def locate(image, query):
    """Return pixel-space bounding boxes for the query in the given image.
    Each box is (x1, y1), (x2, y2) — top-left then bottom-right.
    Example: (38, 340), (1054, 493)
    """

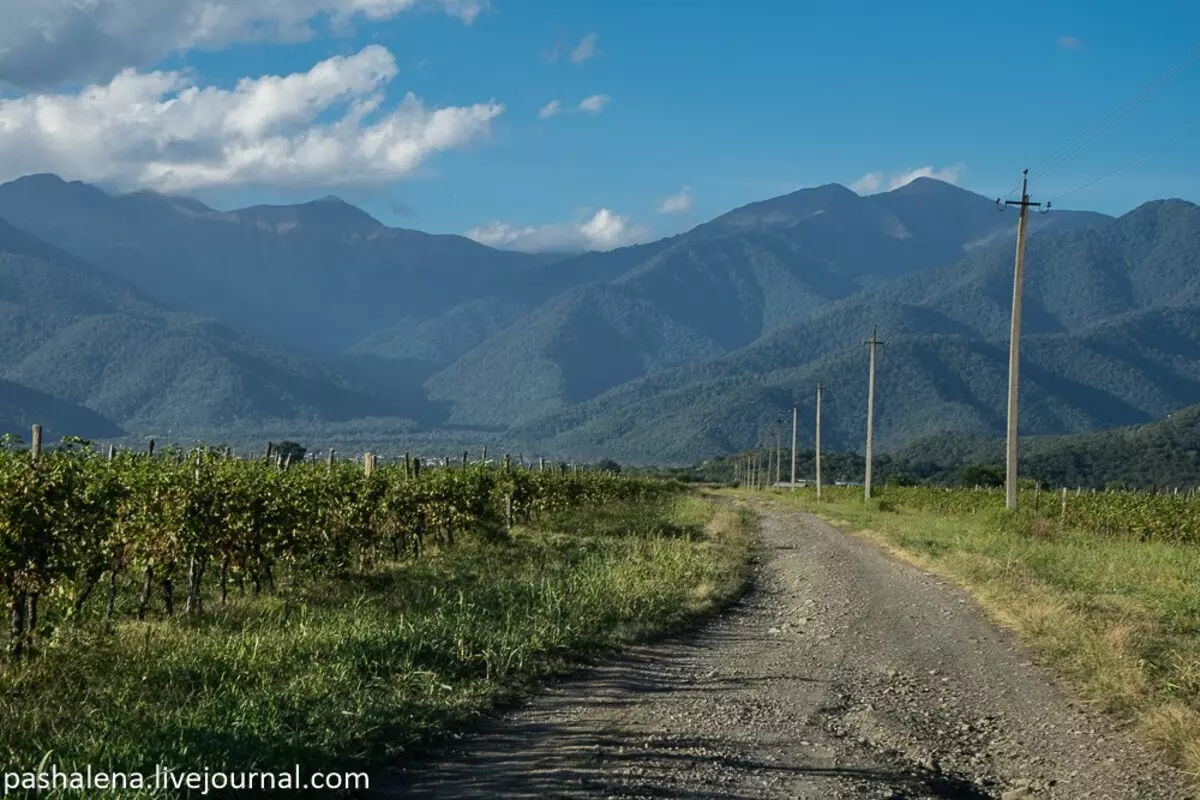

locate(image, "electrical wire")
(1028, 36), (1200, 182)
(992, 35), (1200, 200)
(1049, 114), (1200, 204)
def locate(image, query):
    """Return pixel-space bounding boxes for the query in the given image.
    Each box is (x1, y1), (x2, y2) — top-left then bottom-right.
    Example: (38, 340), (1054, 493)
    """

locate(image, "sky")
(0, 0), (1198, 252)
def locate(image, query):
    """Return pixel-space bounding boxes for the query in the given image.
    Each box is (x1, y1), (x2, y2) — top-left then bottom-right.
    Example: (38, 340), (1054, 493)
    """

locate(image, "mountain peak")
(704, 182), (864, 231)
(1, 173), (111, 203)
(885, 177), (982, 199)
(233, 196), (382, 232)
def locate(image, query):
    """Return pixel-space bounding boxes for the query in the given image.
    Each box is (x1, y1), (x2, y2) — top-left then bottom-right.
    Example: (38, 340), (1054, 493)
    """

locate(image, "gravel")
(377, 501), (1194, 799)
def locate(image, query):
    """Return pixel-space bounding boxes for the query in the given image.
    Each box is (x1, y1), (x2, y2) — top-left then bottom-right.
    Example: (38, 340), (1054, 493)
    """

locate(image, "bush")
(873, 497), (899, 513)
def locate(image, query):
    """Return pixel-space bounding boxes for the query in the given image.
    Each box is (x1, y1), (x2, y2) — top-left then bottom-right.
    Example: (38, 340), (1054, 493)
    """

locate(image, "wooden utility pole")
(999, 170), (1048, 511)
(863, 327), (887, 500)
(774, 417), (783, 488)
(790, 402), (798, 489)
(815, 384), (823, 500)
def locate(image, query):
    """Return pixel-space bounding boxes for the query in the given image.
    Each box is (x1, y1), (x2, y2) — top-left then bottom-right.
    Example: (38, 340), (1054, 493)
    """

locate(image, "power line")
(1049, 114), (1200, 204)
(991, 35), (1200, 201)
(1028, 36), (1200, 182)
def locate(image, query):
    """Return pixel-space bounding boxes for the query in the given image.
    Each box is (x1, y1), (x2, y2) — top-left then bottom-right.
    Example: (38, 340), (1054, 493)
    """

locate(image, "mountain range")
(0, 172), (1197, 465)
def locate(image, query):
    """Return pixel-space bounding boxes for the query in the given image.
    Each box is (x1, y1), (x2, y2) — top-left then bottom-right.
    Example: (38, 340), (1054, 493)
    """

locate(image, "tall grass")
(773, 487), (1200, 781)
(0, 494), (752, 798)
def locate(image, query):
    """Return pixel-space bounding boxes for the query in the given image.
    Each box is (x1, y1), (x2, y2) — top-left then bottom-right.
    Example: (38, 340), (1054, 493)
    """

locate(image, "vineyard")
(0, 438), (674, 662)
(778, 483), (1200, 544)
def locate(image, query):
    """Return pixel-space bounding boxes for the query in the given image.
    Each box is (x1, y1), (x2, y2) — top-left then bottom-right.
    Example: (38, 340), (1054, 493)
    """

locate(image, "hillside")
(1, 173), (1198, 465)
(0, 379), (125, 441)
(891, 402), (1200, 490)
(509, 199), (1200, 463)
(420, 180), (1110, 425)
(0, 175), (551, 354)
(0, 217), (419, 432)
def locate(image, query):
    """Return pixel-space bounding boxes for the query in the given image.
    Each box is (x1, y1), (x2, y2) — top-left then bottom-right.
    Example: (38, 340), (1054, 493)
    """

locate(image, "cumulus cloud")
(0, 46), (504, 191)
(850, 172), (882, 194)
(577, 94), (610, 114)
(466, 208), (649, 253)
(570, 33), (599, 64)
(1058, 35), (1084, 50)
(657, 186), (692, 214)
(538, 100), (562, 120)
(0, 0), (486, 89)
(887, 163), (965, 189)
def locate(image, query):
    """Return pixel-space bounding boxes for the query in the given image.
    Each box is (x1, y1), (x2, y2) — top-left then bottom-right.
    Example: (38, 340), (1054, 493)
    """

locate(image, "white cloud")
(466, 208), (649, 253)
(570, 33), (599, 64)
(0, 46), (504, 191)
(538, 95), (610, 122)
(577, 94), (610, 114)
(887, 163), (965, 189)
(1058, 35), (1084, 51)
(657, 186), (692, 214)
(0, 0), (487, 89)
(850, 172), (882, 194)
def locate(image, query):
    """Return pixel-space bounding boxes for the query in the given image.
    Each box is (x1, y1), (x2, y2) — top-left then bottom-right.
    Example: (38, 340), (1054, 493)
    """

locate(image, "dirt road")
(381, 501), (1191, 799)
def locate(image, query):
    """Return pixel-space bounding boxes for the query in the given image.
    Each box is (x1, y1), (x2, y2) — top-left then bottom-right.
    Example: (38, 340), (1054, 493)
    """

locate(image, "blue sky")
(0, 0), (1198, 250)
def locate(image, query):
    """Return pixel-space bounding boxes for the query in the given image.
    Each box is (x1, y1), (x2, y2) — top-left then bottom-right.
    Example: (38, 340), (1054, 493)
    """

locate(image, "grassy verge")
(768, 486), (1200, 781)
(0, 493), (753, 798)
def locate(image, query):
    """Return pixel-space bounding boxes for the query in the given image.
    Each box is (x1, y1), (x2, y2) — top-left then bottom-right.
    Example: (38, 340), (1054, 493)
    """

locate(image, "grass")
(0, 494), (753, 798)
(768, 486), (1200, 782)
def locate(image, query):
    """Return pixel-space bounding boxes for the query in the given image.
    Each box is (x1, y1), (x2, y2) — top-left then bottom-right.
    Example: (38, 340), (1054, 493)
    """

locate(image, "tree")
(595, 458), (622, 474)
(959, 464), (1004, 488)
(275, 441), (307, 464)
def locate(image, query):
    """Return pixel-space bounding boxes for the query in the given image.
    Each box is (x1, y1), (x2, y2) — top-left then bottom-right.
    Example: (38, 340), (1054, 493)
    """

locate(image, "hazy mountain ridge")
(0, 216), (418, 433)
(0, 175), (550, 355)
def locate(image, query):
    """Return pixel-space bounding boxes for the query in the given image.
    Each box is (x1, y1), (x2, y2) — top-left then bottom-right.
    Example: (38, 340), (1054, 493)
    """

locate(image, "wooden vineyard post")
(364, 453), (375, 477)
(462, 451), (469, 468)
(148, 439), (156, 458)
(404, 452), (411, 478)
(265, 442), (274, 462)
(107, 444), (116, 462)
(327, 449), (336, 467)
(30, 424), (42, 462)
(1061, 487), (1068, 528)
(503, 454), (511, 473)
(539, 457), (546, 472)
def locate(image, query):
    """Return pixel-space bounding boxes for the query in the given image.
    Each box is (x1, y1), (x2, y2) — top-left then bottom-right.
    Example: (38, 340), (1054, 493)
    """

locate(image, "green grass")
(768, 486), (1200, 782)
(0, 494), (753, 798)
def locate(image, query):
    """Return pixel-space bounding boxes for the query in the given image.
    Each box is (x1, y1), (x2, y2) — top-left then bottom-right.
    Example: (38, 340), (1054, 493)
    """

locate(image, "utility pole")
(998, 170), (1049, 511)
(815, 384), (823, 501)
(863, 327), (887, 501)
(790, 402), (798, 489)
(775, 416), (783, 488)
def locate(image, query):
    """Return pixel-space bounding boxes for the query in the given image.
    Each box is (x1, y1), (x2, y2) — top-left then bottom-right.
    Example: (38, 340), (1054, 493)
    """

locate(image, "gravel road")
(379, 500), (1192, 799)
